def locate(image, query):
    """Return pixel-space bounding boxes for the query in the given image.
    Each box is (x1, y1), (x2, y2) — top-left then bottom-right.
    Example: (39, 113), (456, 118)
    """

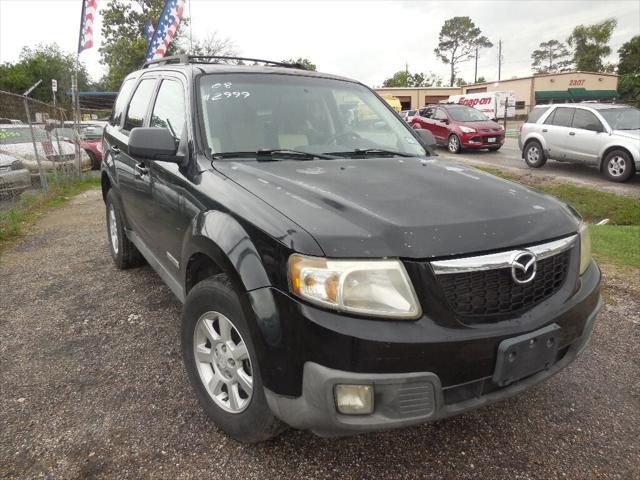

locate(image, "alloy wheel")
(607, 155), (626, 177)
(527, 145), (540, 163)
(108, 205), (118, 255)
(193, 311), (253, 413)
(448, 136), (459, 153)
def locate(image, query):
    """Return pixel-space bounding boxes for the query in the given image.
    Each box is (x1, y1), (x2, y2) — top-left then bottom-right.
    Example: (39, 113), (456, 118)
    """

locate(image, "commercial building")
(375, 71), (619, 114)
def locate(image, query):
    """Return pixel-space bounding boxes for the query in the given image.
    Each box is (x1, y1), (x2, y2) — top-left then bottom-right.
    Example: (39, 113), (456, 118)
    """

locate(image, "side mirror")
(439, 118), (449, 124)
(414, 128), (437, 148)
(129, 127), (183, 163)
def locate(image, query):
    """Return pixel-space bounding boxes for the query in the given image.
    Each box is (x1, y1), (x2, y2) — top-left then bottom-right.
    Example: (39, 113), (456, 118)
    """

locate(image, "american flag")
(145, 0), (186, 61)
(78, 0), (98, 54)
(144, 20), (155, 51)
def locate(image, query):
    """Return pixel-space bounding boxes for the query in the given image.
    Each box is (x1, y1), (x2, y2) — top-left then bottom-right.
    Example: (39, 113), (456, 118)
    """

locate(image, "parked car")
(0, 125), (91, 179)
(51, 123), (105, 169)
(0, 118), (24, 125)
(410, 104), (505, 153)
(399, 109), (417, 122)
(102, 55), (601, 443)
(519, 103), (640, 182)
(0, 151), (30, 197)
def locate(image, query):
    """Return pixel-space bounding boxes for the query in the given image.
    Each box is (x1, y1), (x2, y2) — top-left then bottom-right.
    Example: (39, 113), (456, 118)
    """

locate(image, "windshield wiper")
(327, 148), (416, 158)
(211, 149), (335, 161)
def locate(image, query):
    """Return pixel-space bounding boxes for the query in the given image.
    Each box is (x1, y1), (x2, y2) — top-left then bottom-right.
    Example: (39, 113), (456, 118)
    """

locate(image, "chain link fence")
(0, 90), (99, 209)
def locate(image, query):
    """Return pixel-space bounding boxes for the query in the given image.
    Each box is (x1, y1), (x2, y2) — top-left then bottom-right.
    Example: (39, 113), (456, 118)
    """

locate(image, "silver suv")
(518, 103), (639, 182)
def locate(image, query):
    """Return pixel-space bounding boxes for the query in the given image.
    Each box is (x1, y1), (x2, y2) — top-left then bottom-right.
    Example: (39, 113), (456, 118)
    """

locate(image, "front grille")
(437, 249), (570, 320)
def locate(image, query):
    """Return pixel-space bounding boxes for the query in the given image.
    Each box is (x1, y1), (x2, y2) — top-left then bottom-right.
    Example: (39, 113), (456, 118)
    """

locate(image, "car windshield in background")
(447, 106), (490, 122)
(198, 74), (426, 158)
(599, 107), (640, 131)
(0, 127), (46, 145)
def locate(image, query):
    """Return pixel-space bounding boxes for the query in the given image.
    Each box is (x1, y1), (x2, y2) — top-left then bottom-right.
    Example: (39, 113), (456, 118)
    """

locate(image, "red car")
(410, 104), (505, 153)
(52, 123), (105, 169)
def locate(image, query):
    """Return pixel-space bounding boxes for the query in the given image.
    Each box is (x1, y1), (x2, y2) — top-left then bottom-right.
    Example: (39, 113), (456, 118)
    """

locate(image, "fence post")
(23, 96), (48, 191)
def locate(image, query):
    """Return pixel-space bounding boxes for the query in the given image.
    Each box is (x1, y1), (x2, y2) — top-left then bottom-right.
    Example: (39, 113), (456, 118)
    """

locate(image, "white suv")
(518, 103), (639, 182)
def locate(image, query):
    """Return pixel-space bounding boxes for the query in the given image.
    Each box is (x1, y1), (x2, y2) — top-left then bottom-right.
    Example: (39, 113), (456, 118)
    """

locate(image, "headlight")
(460, 126), (476, 133)
(288, 254), (421, 319)
(11, 160), (23, 170)
(579, 223), (592, 275)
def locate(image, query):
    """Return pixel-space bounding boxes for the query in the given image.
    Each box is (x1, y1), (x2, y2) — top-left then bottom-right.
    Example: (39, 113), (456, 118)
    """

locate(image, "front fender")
(181, 210), (271, 293)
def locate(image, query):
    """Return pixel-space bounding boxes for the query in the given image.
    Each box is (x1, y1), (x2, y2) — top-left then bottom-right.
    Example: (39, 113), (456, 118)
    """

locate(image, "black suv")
(101, 56), (602, 443)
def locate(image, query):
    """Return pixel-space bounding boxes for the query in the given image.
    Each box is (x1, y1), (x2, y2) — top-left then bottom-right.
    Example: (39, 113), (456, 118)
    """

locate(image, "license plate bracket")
(492, 323), (560, 387)
(487, 137), (496, 143)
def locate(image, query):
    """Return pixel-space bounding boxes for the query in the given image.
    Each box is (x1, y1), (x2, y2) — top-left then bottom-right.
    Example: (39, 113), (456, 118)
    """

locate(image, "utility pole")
(498, 40), (502, 81)
(474, 47), (478, 83)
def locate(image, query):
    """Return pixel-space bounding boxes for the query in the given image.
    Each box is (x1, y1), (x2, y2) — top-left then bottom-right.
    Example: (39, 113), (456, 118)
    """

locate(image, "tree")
(434, 16), (492, 86)
(179, 32), (238, 58)
(382, 70), (442, 87)
(282, 58), (317, 71)
(476, 76), (486, 83)
(455, 77), (468, 87)
(531, 39), (572, 74)
(0, 43), (90, 105)
(99, 0), (188, 90)
(617, 35), (640, 101)
(567, 18), (617, 72)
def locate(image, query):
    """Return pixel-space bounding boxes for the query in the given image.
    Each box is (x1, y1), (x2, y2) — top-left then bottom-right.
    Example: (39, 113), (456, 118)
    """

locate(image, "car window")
(151, 80), (186, 140)
(433, 109), (448, 121)
(526, 107), (549, 123)
(111, 78), (136, 127)
(572, 109), (603, 132)
(599, 107), (640, 130)
(447, 106), (489, 122)
(124, 79), (157, 131)
(408, 110), (416, 116)
(419, 107), (434, 118)
(545, 107), (574, 127)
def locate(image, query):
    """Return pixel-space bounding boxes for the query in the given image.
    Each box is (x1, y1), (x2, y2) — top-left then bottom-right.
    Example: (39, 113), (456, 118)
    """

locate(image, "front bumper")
(0, 168), (31, 194)
(459, 132), (504, 148)
(265, 296), (602, 437)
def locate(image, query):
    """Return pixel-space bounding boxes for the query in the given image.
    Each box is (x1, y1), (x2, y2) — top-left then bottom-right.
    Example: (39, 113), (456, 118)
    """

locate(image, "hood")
(612, 129), (640, 140)
(215, 157), (579, 259)
(0, 152), (19, 167)
(0, 140), (75, 161)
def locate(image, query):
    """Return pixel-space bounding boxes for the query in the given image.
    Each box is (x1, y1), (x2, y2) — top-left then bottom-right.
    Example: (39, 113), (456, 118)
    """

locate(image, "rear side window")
(151, 80), (186, 140)
(545, 107), (574, 127)
(419, 107), (433, 118)
(110, 78), (135, 127)
(572, 109), (603, 132)
(526, 107), (549, 124)
(124, 79), (157, 131)
(434, 109), (448, 121)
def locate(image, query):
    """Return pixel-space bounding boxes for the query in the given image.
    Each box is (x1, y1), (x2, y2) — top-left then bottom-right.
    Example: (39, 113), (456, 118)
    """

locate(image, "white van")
(447, 91), (516, 120)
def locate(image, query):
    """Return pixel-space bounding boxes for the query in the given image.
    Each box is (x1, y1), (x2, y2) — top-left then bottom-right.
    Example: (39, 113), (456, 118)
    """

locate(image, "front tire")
(448, 134), (461, 154)
(523, 140), (547, 168)
(182, 275), (285, 443)
(603, 149), (634, 182)
(105, 190), (145, 269)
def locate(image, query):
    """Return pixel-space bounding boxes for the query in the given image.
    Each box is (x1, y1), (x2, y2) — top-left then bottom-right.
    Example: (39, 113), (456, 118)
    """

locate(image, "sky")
(0, 0), (639, 88)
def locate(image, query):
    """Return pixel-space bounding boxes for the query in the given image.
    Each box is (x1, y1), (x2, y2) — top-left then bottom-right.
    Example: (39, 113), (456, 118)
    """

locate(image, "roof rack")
(143, 55), (307, 70)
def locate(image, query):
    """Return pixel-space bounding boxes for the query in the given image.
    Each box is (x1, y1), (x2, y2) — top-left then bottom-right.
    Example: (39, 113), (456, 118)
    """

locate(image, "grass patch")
(476, 166), (640, 225)
(590, 225), (640, 269)
(0, 175), (100, 247)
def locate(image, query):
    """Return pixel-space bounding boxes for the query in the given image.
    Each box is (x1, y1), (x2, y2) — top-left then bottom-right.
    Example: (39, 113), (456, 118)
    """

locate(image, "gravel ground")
(1, 189), (639, 479)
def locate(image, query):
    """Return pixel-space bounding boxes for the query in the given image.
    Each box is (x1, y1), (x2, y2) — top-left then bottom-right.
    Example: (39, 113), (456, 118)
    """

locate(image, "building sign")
(568, 79), (585, 86)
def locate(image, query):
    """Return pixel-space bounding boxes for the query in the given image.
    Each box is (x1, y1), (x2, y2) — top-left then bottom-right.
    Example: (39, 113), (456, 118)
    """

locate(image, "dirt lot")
(1, 189), (639, 479)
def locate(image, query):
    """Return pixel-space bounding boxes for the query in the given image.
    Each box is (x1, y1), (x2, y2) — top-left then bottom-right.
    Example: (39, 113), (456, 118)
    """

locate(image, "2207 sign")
(569, 79), (585, 86)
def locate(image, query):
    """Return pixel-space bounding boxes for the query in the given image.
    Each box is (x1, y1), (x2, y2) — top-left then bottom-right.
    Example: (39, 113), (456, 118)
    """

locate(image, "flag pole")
(73, 0), (85, 175)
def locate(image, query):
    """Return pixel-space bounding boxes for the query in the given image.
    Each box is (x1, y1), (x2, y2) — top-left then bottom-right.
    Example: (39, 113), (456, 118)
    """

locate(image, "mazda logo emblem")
(511, 251), (537, 284)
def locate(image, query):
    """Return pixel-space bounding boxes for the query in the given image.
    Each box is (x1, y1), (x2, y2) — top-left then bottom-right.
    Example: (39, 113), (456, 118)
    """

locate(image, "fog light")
(335, 384), (374, 415)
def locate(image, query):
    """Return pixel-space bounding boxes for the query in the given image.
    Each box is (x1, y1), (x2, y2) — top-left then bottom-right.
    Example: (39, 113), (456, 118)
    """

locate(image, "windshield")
(198, 74), (426, 158)
(447, 106), (490, 122)
(599, 107), (640, 130)
(0, 127), (46, 145)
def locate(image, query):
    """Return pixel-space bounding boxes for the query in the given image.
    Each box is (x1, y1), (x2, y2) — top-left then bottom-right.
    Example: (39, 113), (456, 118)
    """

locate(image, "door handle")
(135, 163), (148, 175)
(542, 129), (547, 133)
(569, 132), (576, 136)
